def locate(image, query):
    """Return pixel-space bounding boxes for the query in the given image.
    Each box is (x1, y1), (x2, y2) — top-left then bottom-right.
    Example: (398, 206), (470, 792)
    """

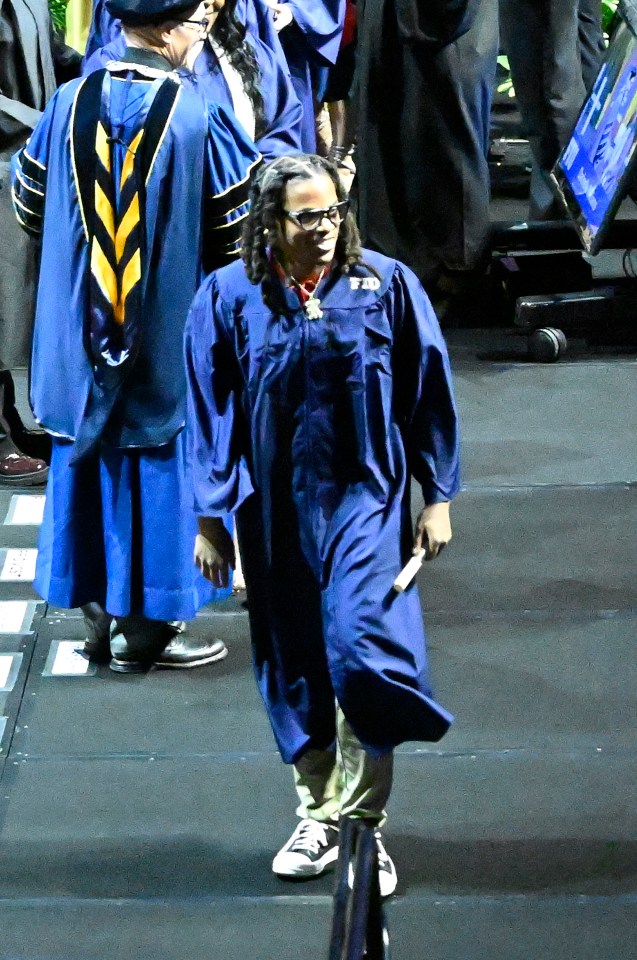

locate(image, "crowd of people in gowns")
(2, 0), (609, 896)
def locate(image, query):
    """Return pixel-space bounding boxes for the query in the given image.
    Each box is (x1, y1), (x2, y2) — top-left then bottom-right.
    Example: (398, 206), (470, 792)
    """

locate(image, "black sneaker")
(272, 819), (340, 877)
(375, 831), (398, 897)
(348, 830), (397, 897)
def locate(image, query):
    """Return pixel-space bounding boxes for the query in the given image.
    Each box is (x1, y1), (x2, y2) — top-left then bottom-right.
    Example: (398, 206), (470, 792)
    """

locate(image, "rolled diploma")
(393, 548), (426, 593)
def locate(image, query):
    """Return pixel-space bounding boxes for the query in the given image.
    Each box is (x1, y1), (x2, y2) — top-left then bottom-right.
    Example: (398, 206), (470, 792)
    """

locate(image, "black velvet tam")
(105, 0), (198, 26)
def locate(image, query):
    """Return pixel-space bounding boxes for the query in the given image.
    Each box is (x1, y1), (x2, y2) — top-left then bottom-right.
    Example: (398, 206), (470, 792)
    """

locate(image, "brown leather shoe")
(0, 452), (48, 486)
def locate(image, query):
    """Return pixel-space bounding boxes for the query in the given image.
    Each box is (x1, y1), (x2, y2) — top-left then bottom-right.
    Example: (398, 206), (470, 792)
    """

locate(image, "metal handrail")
(328, 817), (390, 960)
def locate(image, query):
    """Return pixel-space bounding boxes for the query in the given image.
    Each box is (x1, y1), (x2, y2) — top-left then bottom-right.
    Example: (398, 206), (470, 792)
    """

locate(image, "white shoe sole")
(153, 645), (228, 669)
(272, 845), (339, 878)
(348, 861), (397, 897)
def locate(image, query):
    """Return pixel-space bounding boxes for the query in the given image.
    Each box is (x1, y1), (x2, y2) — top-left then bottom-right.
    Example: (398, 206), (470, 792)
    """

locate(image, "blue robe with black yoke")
(185, 251), (460, 762)
(12, 55), (261, 620)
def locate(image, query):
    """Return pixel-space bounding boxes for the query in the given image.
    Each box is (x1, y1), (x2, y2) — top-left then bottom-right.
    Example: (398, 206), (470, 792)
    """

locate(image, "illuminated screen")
(551, 17), (637, 254)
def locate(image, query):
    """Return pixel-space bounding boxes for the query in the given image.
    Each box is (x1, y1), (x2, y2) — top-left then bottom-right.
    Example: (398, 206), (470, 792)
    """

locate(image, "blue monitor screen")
(551, 17), (637, 254)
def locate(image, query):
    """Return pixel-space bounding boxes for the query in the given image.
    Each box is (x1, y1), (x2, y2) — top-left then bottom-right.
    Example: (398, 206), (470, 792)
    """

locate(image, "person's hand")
(194, 517), (235, 587)
(413, 501), (452, 560)
(266, 0), (294, 32)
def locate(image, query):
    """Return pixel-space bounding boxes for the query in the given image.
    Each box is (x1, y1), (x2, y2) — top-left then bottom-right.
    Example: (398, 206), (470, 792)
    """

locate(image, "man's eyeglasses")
(181, 17), (210, 29)
(283, 200), (350, 231)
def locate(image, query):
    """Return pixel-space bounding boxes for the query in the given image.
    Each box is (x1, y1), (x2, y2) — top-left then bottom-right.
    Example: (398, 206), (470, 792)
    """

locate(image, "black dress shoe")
(153, 635), (228, 669)
(80, 602), (112, 663)
(108, 620), (227, 673)
(0, 452), (48, 486)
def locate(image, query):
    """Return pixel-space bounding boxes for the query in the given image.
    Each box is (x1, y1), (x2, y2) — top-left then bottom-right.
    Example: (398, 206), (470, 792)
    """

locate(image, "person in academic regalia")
(185, 154), (460, 895)
(12, 0), (261, 672)
(0, 0), (81, 483)
(267, 0), (345, 151)
(85, 0), (284, 59)
(85, 0), (303, 160)
(355, 0), (499, 316)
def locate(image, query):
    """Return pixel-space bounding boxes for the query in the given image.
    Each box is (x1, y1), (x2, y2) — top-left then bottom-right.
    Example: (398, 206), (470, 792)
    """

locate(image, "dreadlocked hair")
(212, 0), (265, 139)
(242, 154), (374, 311)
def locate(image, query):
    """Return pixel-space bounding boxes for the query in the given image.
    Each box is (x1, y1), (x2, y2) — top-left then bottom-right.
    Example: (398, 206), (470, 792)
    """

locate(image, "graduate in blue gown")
(84, 0), (303, 160)
(185, 154), (460, 894)
(12, 0), (261, 672)
(268, 0), (345, 151)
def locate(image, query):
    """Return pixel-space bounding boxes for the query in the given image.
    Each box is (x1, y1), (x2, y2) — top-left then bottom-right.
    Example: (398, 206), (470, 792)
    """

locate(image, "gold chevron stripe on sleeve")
(120, 129), (144, 191)
(23, 145), (46, 171)
(208, 155), (262, 200)
(208, 210), (248, 232)
(115, 193), (140, 262)
(113, 248), (142, 325)
(91, 237), (118, 306)
(14, 163), (45, 197)
(11, 186), (42, 219)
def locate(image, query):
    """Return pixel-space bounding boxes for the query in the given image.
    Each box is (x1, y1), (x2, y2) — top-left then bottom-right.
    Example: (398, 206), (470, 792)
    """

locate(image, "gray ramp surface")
(0, 354), (635, 958)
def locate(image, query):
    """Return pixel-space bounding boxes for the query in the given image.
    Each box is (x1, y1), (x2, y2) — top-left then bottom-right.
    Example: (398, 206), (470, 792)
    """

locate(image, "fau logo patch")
(350, 277), (381, 291)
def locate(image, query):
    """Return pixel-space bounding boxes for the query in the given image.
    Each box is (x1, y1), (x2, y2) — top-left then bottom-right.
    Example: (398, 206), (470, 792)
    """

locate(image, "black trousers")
(500, 0), (603, 220)
(578, 0), (606, 93)
(355, 0), (499, 285)
(0, 364), (51, 461)
(0, 366), (18, 456)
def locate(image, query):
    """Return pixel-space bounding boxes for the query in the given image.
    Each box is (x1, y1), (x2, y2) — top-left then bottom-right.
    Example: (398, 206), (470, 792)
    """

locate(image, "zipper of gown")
(302, 308), (313, 490)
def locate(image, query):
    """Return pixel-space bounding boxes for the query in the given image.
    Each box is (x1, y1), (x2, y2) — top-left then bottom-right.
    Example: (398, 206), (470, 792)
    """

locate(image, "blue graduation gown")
(185, 251), (460, 762)
(278, 0), (345, 151)
(84, 37), (303, 161)
(12, 59), (260, 618)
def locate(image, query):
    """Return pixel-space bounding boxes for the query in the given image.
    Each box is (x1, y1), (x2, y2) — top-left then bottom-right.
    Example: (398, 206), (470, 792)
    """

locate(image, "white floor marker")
(0, 653), (21, 692)
(45, 641), (93, 677)
(4, 495), (46, 526)
(0, 600), (33, 634)
(0, 549), (38, 582)
(0, 655), (13, 689)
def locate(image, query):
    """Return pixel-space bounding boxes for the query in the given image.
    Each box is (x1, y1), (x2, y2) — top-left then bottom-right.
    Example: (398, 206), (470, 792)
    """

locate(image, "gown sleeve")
(250, 36), (303, 159)
(237, 0), (285, 56)
(202, 102), (262, 272)
(185, 273), (255, 516)
(285, 0), (346, 65)
(386, 261), (461, 505)
(10, 89), (59, 237)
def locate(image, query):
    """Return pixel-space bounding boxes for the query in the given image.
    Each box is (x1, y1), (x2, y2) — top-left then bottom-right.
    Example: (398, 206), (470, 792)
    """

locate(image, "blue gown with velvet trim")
(184, 251), (461, 761)
(12, 61), (260, 619)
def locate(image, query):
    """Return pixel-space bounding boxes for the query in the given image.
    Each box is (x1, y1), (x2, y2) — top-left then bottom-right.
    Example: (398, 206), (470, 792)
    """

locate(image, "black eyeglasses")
(181, 17), (209, 29)
(283, 200), (350, 231)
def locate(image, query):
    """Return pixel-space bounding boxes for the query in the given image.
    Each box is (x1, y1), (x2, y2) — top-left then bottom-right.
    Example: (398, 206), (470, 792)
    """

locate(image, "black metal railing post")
(328, 817), (390, 960)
